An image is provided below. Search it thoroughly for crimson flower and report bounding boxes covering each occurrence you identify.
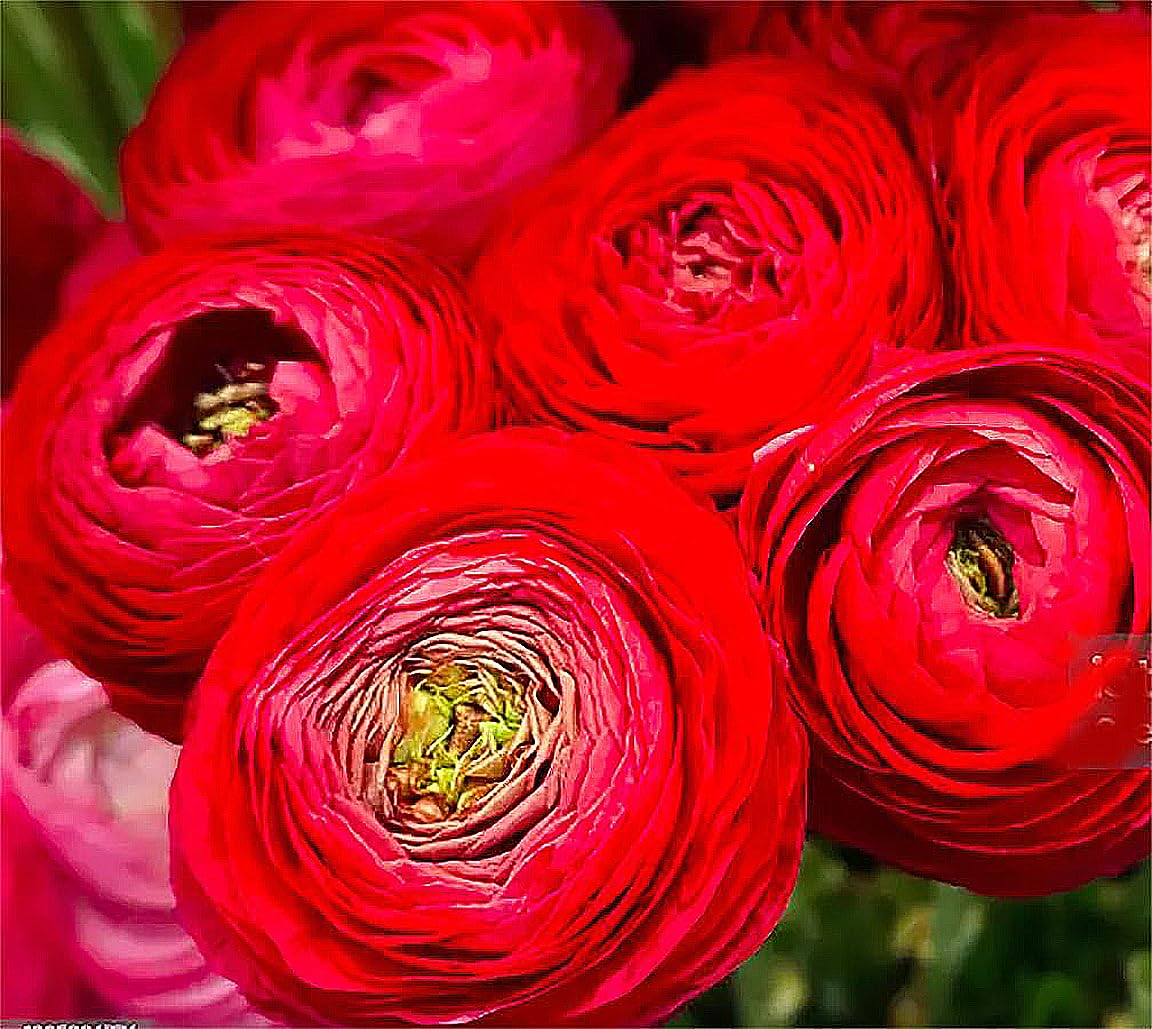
[695,2,1112,100]
[740,347,1150,896]
[937,11,1151,373]
[471,57,944,506]
[2,231,495,739]
[1,132,104,395]
[1,784,81,1019]
[171,431,807,1025]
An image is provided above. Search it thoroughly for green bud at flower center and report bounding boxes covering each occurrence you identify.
[386,663,526,823]
[181,361,277,455]
[946,519,1020,619]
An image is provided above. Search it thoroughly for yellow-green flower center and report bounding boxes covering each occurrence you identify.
[181,362,277,455]
[946,519,1020,620]
[386,663,526,822]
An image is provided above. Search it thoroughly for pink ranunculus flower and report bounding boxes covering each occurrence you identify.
[1,569,51,711]
[122,1,630,264]
[3,611,267,1025]
[1,774,86,1020]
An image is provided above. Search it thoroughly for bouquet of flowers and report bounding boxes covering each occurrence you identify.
[2,2,1148,1026]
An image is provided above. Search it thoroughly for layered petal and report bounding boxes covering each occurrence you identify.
[123,1,629,263]
[2,230,496,739]
[1,778,83,1020]
[740,346,1151,896]
[938,12,1152,373]
[59,222,142,319]
[2,608,265,1024]
[470,56,945,506]
[171,430,807,1025]
[695,2,1115,113]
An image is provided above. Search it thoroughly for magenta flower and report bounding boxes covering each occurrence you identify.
[3,609,266,1024]
[122,1,629,264]
[1,781,84,1019]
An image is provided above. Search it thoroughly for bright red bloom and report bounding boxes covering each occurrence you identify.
[938,13,1151,373]
[2,231,495,740]
[698,1,996,74]
[1,133,104,395]
[171,431,807,1025]
[470,57,944,507]
[740,347,1151,897]
[122,1,629,264]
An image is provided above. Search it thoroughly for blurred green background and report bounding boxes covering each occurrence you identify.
[2,0,178,211]
[2,3,1148,1026]
[679,840,1149,1029]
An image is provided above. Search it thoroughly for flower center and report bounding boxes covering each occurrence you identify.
[111,309,323,466]
[180,359,277,455]
[946,519,1020,619]
[385,662,526,823]
[614,200,776,320]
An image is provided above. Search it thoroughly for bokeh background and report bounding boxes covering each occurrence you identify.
[1,3,1148,1026]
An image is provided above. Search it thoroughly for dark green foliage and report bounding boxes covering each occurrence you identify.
[675,840,1150,1028]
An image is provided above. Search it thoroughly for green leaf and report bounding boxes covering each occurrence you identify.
[1,0,176,212]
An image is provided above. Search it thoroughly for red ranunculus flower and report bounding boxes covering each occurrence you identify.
[171,430,807,1025]
[122,1,629,264]
[938,13,1151,373]
[2,231,495,740]
[1,132,104,395]
[2,626,266,1025]
[470,57,944,507]
[694,2,1115,99]
[697,1,999,79]
[739,347,1151,897]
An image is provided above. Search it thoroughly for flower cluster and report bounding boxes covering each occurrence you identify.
[2,1,1148,1026]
